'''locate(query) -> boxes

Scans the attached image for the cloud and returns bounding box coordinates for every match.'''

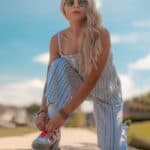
[119,73,149,100]
[119,74,137,100]
[111,32,150,45]
[111,33,138,44]
[33,52,49,64]
[134,20,150,28]
[129,54,150,71]
[0,78,45,107]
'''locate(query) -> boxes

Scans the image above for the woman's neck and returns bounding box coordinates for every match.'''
[69,21,84,37]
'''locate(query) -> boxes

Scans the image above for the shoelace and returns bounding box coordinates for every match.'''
[39,131,48,137]
[48,129,60,144]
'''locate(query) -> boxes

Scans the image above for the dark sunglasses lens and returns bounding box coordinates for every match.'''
[65,0,88,7]
[79,0,88,6]
[65,0,74,6]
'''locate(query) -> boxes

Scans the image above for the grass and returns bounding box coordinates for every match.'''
[89,121,150,142]
[0,126,39,137]
[127,121,150,142]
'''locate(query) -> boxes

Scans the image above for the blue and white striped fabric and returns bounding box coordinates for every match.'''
[44,55,129,150]
[93,95,129,150]
[44,57,84,111]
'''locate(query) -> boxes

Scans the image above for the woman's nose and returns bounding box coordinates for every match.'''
[74,0,80,8]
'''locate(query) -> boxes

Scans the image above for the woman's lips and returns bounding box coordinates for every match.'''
[72,10,81,13]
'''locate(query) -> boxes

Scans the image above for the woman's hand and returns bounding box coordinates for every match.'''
[45,112,65,132]
[35,112,48,131]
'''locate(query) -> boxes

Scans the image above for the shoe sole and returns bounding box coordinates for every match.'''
[49,138,60,150]
[32,138,60,150]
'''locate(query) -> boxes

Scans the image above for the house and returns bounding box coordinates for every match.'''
[0,104,29,127]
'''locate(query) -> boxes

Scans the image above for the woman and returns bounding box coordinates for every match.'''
[35,0,128,149]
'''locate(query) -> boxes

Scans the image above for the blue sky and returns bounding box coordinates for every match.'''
[0,0,150,106]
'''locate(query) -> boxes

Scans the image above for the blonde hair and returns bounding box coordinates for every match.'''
[60,0,103,75]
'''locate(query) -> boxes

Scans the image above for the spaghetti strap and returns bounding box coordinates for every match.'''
[57,32,62,55]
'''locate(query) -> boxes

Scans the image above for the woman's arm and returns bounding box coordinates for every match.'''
[39,34,60,112]
[62,28,111,116]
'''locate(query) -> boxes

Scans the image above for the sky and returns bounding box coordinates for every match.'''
[0,0,150,107]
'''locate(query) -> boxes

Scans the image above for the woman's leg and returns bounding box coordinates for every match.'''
[44,57,83,149]
[93,96,124,150]
[45,57,83,110]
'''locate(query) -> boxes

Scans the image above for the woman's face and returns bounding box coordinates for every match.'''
[63,0,88,23]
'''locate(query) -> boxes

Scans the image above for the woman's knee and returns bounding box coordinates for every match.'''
[51,57,66,67]
[50,57,70,72]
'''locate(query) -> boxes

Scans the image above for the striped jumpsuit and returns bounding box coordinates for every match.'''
[44,31,128,150]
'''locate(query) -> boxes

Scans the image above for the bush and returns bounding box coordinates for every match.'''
[26,103,40,115]
[65,108,86,127]
[127,121,150,149]
[129,135,150,150]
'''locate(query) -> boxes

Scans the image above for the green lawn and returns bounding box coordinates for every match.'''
[127,121,150,142]
[89,121,150,143]
[0,126,39,137]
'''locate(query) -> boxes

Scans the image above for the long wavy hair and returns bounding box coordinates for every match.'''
[60,0,103,76]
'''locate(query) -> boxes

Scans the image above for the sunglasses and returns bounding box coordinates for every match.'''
[65,0,88,7]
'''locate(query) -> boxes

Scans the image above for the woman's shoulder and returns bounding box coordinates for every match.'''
[48,31,62,57]
[58,28,71,40]
[98,26,111,48]
[48,28,69,55]
[49,28,67,46]
[98,26,110,39]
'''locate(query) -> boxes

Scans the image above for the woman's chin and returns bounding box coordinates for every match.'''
[70,17,85,23]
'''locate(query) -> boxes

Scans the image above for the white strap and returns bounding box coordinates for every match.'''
[57,32,62,55]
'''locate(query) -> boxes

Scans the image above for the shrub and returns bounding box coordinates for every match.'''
[65,108,86,127]
[129,135,150,150]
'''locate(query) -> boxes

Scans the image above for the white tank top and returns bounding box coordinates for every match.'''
[57,31,122,101]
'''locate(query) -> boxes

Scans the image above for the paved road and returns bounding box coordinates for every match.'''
[0,127,138,150]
